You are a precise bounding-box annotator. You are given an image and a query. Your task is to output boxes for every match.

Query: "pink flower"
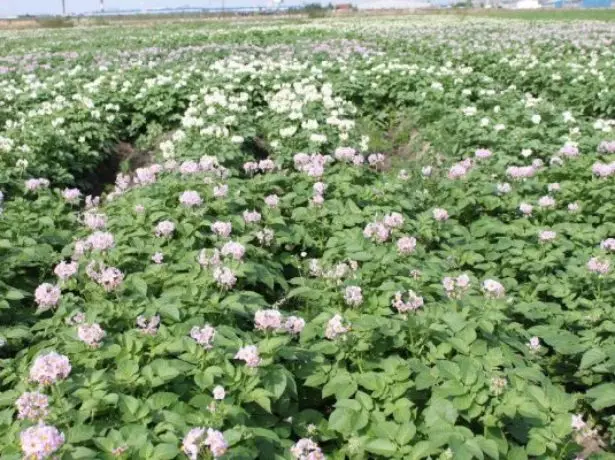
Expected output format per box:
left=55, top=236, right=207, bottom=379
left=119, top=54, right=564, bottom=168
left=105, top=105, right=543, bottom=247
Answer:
left=334, top=146, right=357, bottom=162
left=592, top=161, right=615, bottom=178
left=254, top=309, right=283, bottom=331
left=204, top=428, right=228, bottom=458
left=475, top=148, right=493, bottom=159
left=213, top=266, right=237, bottom=289
left=397, top=236, right=417, bottom=255
left=433, top=208, right=449, bottom=221
left=34, top=283, right=61, bottom=311
left=199, top=155, right=220, bottom=172
left=601, top=238, right=615, bottom=251
left=134, top=204, right=145, bottom=214
left=448, top=161, right=470, bottom=180
left=290, top=438, right=325, bottom=460
left=115, top=173, right=131, bottom=190
left=442, top=274, right=470, bottom=299
left=211, top=221, right=232, bottom=238
left=83, top=212, right=106, bottom=230
left=137, top=315, right=160, bottom=335
left=519, top=203, right=533, bottom=216
left=213, top=184, right=228, bottom=198
left=62, top=188, right=81, bottom=203
left=258, top=159, right=276, bottom=172
left=179, top=160, right=200, bottom=175
left=54, top=261, right=78, bottom=281
left=134, top=166, right=157, bottom=185
left=284, top=316, right=305, bottom=334
left=497, top=183, right=511, bottom=194
left=243, top=161, right=259, bottom=174
left=77, top=323, right=106, bottom=347
left=190, top=325, right=216, bottom=349
left=311, top=194, right=324, bottom=206
left=560, top=144, right=579, bottom=158
left=98, top=267, right=124, bottom=291
left=85, top=195, right=100, bottom=209
left=422, top=166, right=432, bottom=177
left=539, top=230, right=557, bottom=243
left=182, top=428, right=205, bottom=460
left=538, top=196, right=556, bottom=208
left=256, top=228, right=274, bottom=246
left=325, top=314, right=350, bottom=339
left=265, top=194, right=279, bottom=208
left=587, top=257, right=610, bottom=275
left=482, top=279, right=505, bottom=298
left=243, top=210, right=261, bottom=224
left=234, top=345, right=261, bottom=367
left=86, top=231, right=114, bottom=251
left=598, top=140, right=615, bottom=154
left=506, top=165, right=536, bottom=180
left=528, top=336, right=541, bottom=352
left=344, top=286, right=363, bottom=307
left=152, top=252, right=164, bottom=264
left=25, top=178, right=50, bottom=191
left=363, top=222, right=390, bottom=243
left=367, top=153, right=386, bottom=168
left=213, top=386, right=225, bottom=400
left=392, top=290, right=424, bottom=313
left=29, top=352, right=71, bottom=385
left=548, top=183, right=561, bottom=192
left=568, top=202, right=580, bottom=212
left=383, top=212, right=404, bottom=229
left=221, top=241, right=245, bottom=261
left=179, top=191, right=202, bottom=207
left=571, top=414, right=586, bottom=431
left=20, top=423, right=65, bottom=459
left=155, top=220, right=175, bottom=237
left=15, top=392, right=49, bottom=421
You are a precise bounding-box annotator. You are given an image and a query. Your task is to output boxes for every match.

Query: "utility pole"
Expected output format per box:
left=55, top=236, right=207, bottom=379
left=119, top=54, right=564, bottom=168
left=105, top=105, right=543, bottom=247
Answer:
left=61, top=0, right=66, bottom=15
left=100, top=0, right=104, bottom=12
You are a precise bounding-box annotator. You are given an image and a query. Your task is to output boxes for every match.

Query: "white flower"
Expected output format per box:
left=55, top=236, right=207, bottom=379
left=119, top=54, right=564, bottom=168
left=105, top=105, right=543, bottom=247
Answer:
left=531, top=114, right=541, bottom=125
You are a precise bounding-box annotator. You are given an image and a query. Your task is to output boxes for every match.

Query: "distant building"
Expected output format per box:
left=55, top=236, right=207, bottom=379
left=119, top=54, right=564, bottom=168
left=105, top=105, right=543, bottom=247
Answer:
left=581, top=0, right=611, bottom=6
left=356, top=0, right=431, bottom=8
left=515, top=0, right=542, bottom=7
left=335, top=3, right=354, bottom=10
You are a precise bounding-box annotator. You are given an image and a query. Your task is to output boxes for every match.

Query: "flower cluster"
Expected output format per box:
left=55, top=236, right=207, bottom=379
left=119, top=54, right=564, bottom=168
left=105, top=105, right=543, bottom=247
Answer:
left=392, top=290, right=424, bottom=313
left=190, top=325, right=216, bottom=349
left=325, top=314, right=350, bottom=339
left=234, top=345, right=261, bottom=367
left=290, top=438, right=325, bottom=460
left=29, top=352, right=71, bottom=385
left=442, top=274, right=470, bottom=299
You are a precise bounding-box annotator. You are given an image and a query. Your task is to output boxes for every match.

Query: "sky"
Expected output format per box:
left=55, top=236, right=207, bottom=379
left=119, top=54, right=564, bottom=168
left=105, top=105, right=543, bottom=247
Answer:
left=0, top=0, right=430, bottom=17
left=0, top=0, right=307, bottom=17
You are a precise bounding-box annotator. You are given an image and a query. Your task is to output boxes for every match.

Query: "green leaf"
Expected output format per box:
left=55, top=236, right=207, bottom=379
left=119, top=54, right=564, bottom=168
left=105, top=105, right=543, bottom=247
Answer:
left=68, top=425, right=96, bottom=443
left=323, top=373, right=357, bottom=399
left=580, top=348, right=607, bottom=370
left=408, top=441, right=433, bottom=460
left=262, top=366, right=287, bottom=400
left=424, top=399, right=458, bottom=427
left=159, top=303, right=180, bottom=322
left=525, top=438, right=546, bottom=456
left=586, top=383, right=615, bottom=410
left=129, top=275, right=148, bottom=297
left=247, top=389, right=272, bottom=413
left=365, top=438, right=397, bottom=456
left=328, top=407, right=368, bottom=435
left=152, top=443, right=180, bottom=460
left=5, top=289, right=25, bottom=300
left=396, top=422, right=416, bottom=445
